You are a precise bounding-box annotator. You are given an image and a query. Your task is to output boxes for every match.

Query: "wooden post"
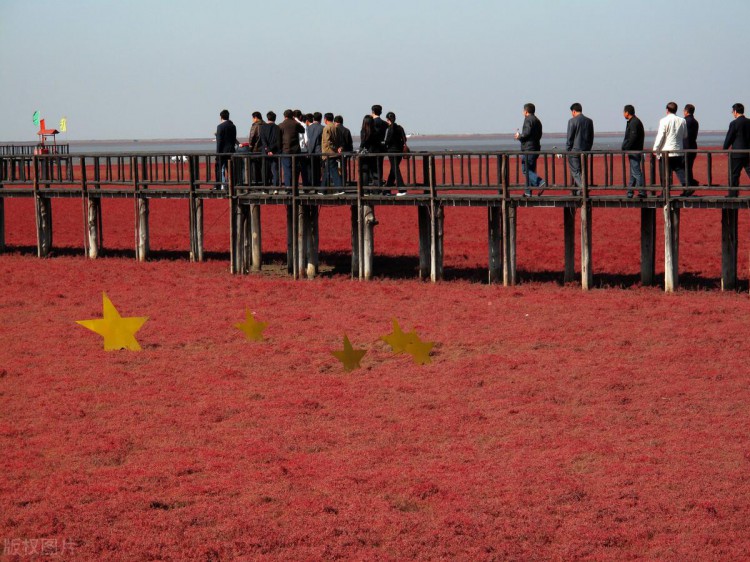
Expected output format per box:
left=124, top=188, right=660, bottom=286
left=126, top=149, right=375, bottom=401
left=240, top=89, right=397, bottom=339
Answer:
left=664, top=204, right=680, bottom=292
left=563, top=207, right=575, bottom=283
left=363, top=204, right=375, bottom=280
left=286, top=205, right=294, bottom=275
left=87, top=198, right=102, bottom=259
left=721, top=208, right=738, bottom=291
left=580, top=155, right=592, bottom=290
left=418, top=206, right=430, bottom=280
left=307, top=205, right=319, bottom=278
left=34, top=157, right=53, bottom=257
left=430, top=204, right=444, bottom=282
left=242, top=204, right=251, bottom=274
left=503, top=202, right=517, bottom=286
left=351, top=205, right=359, bottom=277
left=640, top=208, right=656, bottom=285
left=488, top=206, right=502, bottom=283
left=134, top=157, right=149, bottom=262
left=188, top=155, right=204, bottom=263
left=297, top=204, right=308, bottom=278
left=250, top=203, right=261, bottom=271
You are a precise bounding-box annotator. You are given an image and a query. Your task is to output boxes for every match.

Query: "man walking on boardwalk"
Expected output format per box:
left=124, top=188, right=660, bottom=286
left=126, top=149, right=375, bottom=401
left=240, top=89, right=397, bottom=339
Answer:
left=566, top=103, right=594, bottom=195
left=371, top=105, right=388, bottom=187
left=653, top=102, right=690, bottom=196
left=684, top=104, right=700, bottom=186
left=622, top=105, right=645, bottom=198
left=515, top=102, right=546, bottom=197
left=723, top=103, right=750, bottom=196
left=215, top=109, right=237, bottom=190
left=258, top=111, right=281, bottom=186
left=321, top=113, right=343, bottom=191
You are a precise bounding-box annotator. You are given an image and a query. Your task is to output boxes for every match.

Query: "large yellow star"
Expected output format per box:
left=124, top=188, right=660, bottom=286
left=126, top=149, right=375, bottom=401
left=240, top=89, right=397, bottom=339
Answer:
left=380, top=318, right=418, bottom=354
left=331, top=335, right=366, bottom=372
left=76, top=293, right=148, bottom=351
left=404, top=334, right=435, bottom=365
left=234, top=309, right=268, bottom=341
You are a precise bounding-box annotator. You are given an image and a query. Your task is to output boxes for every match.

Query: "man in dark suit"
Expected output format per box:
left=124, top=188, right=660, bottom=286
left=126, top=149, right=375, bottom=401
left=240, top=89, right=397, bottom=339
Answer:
left=566, top=102, right=594, bottom=194
left=247, top=111, right=264, bottom=184
left=683, top=104, right=700, bottom=186
left=622, top=105, right=645, bottom=198
left=334, top=115, right=353, bottom=186
left=215, top=109, right=237, bottom=189
left=258, top=111, right=281, bottom=186
left=306, top=112, right=324, bottom=187
left=515, top=102, right=546, bottom=197
left=371, top=105, right=388, bottom=186
left=724, top=102, right=750, bottom=196
left=278, top=109, right=305, bottom=188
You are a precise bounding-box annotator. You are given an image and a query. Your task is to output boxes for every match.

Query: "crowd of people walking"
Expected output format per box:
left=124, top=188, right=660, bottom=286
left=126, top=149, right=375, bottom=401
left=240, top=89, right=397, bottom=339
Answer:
left=216, top=100, right=750, bottom=197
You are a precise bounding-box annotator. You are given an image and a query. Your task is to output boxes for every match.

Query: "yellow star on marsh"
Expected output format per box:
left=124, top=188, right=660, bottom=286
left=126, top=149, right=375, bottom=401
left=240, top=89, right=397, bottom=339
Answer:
left=331, top=335, right=366, bottom=372
left=235, top=309, right=268, bottom=341
left=76, top=292, right=148, bottom=351
left=404, top=335, right=435, bottom=365
left=380, top=318, right=418, bottom=354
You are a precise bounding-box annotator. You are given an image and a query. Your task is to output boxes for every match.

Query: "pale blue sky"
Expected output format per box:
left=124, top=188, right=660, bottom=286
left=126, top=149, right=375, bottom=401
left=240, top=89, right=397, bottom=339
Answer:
left=0, top=0, right=745, bottom=141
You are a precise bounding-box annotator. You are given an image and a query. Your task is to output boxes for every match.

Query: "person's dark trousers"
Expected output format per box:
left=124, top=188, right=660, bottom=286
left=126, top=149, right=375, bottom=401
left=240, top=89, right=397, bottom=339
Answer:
left=262, top=156, right=278, bottom=187
left=250, top=156, right=262, bottom=185
left=568, top=153, right=583, bottom=189
left=521, top=153, right=543, bottom=187
left=298, top=155, right=310, bottom=187
left=628, top=155, right=644, bottom=187
left=729, top=155, right=750, bottom=196
left=374, top=155, right=385, bottom=185
left=216, top=156, right=230, bottom=188
left=309, top=156, right=322, bottom=187
left=323, top=158, right=342, bottom=190
left=665, top=156, right=687, bottom=187
left=385, top=154, right=404, bottom=188
left=686, top=152, right=699, bottom=186
left=281, top=155, right=298, bottom=188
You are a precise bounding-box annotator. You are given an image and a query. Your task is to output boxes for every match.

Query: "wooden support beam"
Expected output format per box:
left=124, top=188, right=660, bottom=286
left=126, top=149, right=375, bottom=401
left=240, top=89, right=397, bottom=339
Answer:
left=286, top=205, right=294, bottom=275
left=488, top=206, right=502, bottom=284
left=307, top=205, right=319, bottom=279
left=250, top=203, right=261, bottom=271
left=87, top=198, right=102, bottom=259
left=564, top=207, right=575, bottom=283
left=721, top=208, right=738, bottom=291
left=640, top=207, right=656, bottom=285
left=241, top=204, right=251, bottom=274
left=135, top=198, right=149, bottom=262
left=297, top=204, right=308, bottom=278
left=363, top=204, right=375, bottom=281
left=430, top=204, right=444, bottom=282
left=580, top=202, right=592, bottom=290
left=351, top=204, right=359, bottom=278
left=664, top=204, right=680, bottom=292
left=503, top=201, right=517, bottom=286
left=418, top=206, right=430, bottom=280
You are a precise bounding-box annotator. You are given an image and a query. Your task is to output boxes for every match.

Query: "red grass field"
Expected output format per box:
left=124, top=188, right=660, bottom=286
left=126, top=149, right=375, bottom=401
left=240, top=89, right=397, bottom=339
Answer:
left=2, top=165, right=750, bottom=559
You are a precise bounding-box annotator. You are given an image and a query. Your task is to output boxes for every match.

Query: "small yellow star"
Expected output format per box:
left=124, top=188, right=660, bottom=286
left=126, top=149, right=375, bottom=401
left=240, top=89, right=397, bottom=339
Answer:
left=381, top=318, right=418, bottom=353
left=76, top=292, right=148, bottom=351
left=404, top=334, right=435, bottom=365
left=235, top=309, right=268, bottom=341
left=331, top=334, right=366, bottom=372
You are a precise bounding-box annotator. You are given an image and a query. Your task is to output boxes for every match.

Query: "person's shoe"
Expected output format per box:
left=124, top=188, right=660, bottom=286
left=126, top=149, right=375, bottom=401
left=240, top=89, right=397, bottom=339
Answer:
left=626, top=190, right=634, bottom=199
left=638, top=190, right=647, bottom=198
left=523, top=189, right=532, bottom=197
left=334, top=191, right=345, bottom=196
left=571, top=189, right=581, bottom=196
left=537, top=180, right=547, bottom=196
left=681, top=189, right=695, bottom=197
left=396, top=191, right=407, bottom=197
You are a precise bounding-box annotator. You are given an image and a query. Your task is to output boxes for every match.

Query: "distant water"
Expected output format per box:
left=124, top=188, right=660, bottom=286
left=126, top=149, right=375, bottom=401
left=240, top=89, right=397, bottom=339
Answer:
left=57, top=132, right=727, bottom=154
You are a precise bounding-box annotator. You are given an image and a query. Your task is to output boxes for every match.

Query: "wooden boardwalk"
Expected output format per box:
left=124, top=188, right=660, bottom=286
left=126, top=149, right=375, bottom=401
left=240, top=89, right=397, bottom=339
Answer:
left=0, top=150, right=748, bottom=292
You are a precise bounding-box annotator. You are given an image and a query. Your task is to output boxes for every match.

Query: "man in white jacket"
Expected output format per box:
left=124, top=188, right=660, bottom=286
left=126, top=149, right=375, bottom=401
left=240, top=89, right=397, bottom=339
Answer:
left=653, top=102, right=691, bottom=195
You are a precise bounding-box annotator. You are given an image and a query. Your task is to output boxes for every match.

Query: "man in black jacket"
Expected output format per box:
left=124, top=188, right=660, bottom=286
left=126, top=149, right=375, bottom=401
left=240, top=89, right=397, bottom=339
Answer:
left=622, top=105, right=645, bottom=198
left=371, top=105, right=388, bottom=186
left=515, top=102, right=546, bottom=196
left=683, top=104, right=700, bottom=186
left=306, top=112, right=324, bottom=187
left=215, top=109, right=237, bottom=189
left=566, top=103, right=594, bottom=194
left=258, top=111, right=281, bottom=186
left=724, top=102, right=750, bottom=196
